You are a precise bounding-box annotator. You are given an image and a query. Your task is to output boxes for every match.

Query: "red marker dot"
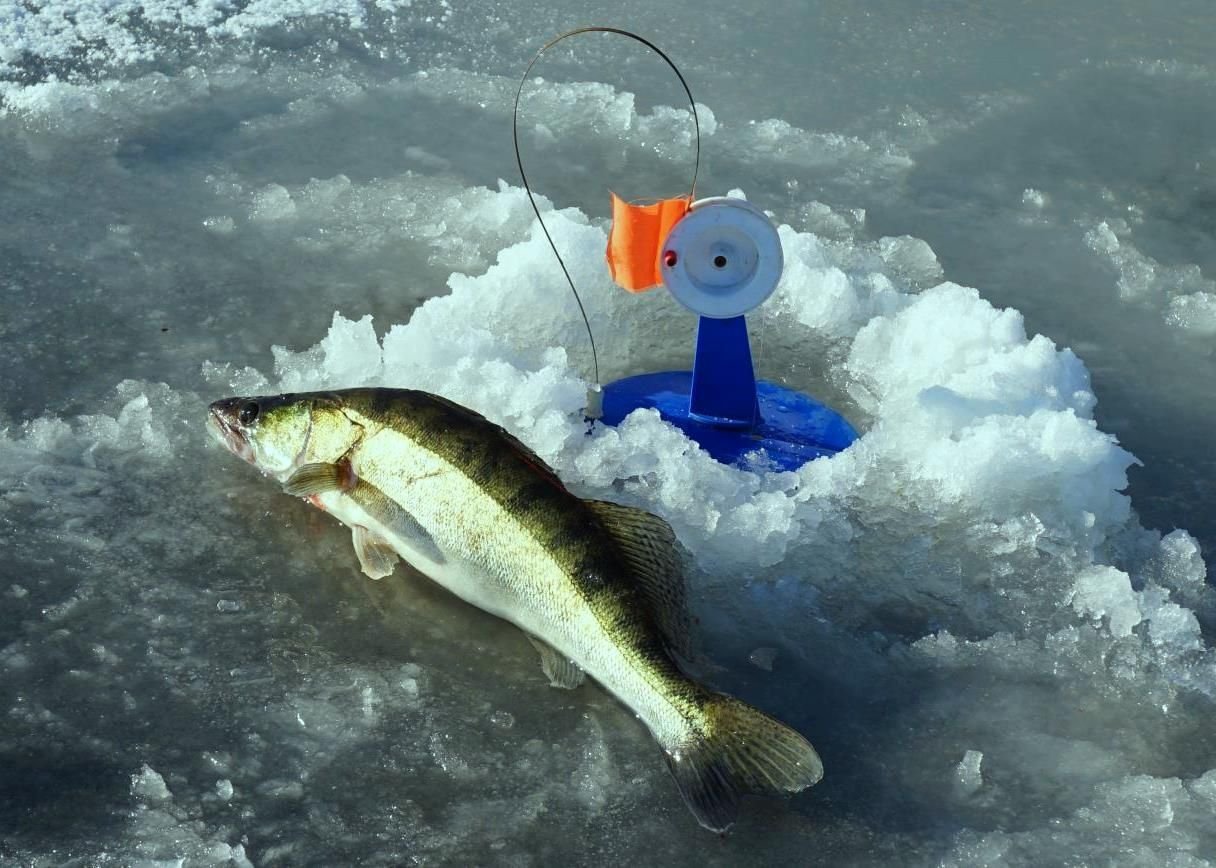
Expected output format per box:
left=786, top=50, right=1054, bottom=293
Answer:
left=663, top=250, right=678, bottom=267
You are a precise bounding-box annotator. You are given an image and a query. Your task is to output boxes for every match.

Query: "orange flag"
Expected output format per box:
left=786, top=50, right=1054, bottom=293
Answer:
left=605, top=193, right=690, bottom=292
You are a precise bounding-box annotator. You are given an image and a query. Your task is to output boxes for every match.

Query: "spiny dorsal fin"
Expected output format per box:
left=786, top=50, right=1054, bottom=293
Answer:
left=585, top=499, right=692, bottom=658
left=526, top=635, right=585, bottom=689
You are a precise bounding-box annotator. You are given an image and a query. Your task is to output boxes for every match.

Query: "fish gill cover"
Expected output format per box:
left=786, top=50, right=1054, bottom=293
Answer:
left=1, top=0, right=1216, bottom=864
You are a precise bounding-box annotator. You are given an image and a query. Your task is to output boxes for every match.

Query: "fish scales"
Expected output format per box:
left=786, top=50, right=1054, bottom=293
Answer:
left=335, top=392, right=702, bottom=733
left=208, top=387, right=822, bottom=831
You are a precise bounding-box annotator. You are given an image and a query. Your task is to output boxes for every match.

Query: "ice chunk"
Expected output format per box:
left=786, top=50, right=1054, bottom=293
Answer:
left=250, top=184, right=297, bottom=222
left=794, top=200, right=865, bottom=241
left=1165, top=292, right=1216, bottom=337
left=1071, top=566, right=1142, bottom=637
left=1086, top=221, right=1156, bottom=300
left=955, top=750, right=984, bottom=795
left=877, top=235, right=944, bottom=288
left=130, top=764, right=173, bottom=803
left=7, top=382, right=182, bottom=470
left=1144, top=529, right=1211, bottom=615
left=946, top=773, right=1216, bottom=865
left=636, top=103, right=717, bottom=159
left=1022, top=188, right=1047, bottom=208
left=257, top=779, right=304, bottom=799
left=1137, top=586, right=1203, bottom=653
left=402, top=68, right=637, bottom=138
left=202, top=216, right=236, bottom=235
left=1086, top=221, right=1216, bottom=326
left=733, top=118, right=873, bottom=170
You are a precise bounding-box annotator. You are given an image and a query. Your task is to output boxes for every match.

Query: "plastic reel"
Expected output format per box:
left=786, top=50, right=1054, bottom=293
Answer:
left=600, top=195, right=858, bottom=471
left=660, top=197, right=784, bottom=319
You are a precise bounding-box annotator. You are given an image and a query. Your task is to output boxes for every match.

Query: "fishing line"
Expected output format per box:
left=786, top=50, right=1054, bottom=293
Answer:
left=512, top=26, right=702, bottom=392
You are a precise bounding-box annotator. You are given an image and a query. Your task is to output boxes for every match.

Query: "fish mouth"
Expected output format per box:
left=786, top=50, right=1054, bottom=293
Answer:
left=208, top=401, right=255, bottom=464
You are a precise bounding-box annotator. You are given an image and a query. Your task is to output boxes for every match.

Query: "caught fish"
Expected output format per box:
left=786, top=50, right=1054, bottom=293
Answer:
left=208, top=388, right=822, bottom=831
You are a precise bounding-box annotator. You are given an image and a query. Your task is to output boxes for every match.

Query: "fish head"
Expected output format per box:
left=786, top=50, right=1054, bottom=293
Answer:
left=209, top=392, right=362, bottom=478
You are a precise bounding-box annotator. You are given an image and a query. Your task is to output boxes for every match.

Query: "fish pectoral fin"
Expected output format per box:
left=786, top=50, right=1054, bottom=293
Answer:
left=352, top=525, right=399, bottom=580
left=585, top=499, right=694, bottom=658
left=347, top=480, right=447, bottom=566
left=284, top=462, right=350, bottom=497
left=525, top=635, right=585, bottom=689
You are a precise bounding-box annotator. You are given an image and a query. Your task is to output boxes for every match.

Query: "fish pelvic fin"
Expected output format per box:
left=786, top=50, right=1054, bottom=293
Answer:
left=665, top=696, right=823, bottom=834
left=346, top=478, right=447, bottom=566
left=352, top=525, right=399, bottom=580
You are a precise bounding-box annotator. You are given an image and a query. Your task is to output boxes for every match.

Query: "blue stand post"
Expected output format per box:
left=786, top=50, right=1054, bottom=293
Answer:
left=689, top=316, right=758, bottom=428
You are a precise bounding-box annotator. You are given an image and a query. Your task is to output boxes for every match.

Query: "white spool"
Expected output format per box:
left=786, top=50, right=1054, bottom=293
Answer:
left=660, top=196, right=783, bottom=319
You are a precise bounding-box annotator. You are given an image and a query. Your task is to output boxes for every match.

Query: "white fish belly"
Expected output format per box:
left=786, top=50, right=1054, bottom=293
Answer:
left=310, top=461, right=690, bottom=748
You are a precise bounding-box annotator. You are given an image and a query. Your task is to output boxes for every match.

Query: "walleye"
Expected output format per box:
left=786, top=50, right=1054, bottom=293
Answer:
left=208, top=388, right=822, bottom=831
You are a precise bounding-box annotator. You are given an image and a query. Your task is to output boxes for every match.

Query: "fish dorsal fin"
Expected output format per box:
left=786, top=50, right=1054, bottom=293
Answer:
left=423, top=393, right=569, bottom=493
left=585, top=499, right=692, bottom=657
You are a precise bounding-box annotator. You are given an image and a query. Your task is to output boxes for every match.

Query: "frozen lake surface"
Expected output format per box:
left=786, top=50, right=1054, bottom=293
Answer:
left=2, top=1, right=1215, bottom=864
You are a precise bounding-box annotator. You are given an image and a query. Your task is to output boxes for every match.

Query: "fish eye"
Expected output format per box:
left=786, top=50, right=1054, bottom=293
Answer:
left=238, top=401, right=260, bottom=426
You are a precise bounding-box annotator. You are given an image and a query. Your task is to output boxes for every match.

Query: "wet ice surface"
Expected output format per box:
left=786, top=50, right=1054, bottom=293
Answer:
left=3, top=2, right=1216, bottom=865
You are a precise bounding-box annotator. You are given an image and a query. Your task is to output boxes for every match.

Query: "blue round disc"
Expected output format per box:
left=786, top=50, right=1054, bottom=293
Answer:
left=599, top=371, right=858, bottom=471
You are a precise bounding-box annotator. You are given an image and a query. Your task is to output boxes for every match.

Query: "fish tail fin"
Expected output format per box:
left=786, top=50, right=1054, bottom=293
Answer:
left=664, top=695, right=823, bottom=833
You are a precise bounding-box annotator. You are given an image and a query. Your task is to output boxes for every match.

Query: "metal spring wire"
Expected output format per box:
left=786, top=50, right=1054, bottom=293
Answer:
left=511, top=26, right=702, bottom=391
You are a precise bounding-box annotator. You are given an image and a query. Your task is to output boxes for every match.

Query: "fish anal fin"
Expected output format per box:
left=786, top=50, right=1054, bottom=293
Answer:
left=526, top=635, right=585, bottom=689
left=352, top=525, right=399, bottom=580
left=666, top=695, right=823, bottom=833
left=585, top=499, right=693, bottom=657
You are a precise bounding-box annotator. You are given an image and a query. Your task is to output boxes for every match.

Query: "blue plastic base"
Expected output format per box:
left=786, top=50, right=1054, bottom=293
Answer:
left=600, top=371, right=858, bottom=471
